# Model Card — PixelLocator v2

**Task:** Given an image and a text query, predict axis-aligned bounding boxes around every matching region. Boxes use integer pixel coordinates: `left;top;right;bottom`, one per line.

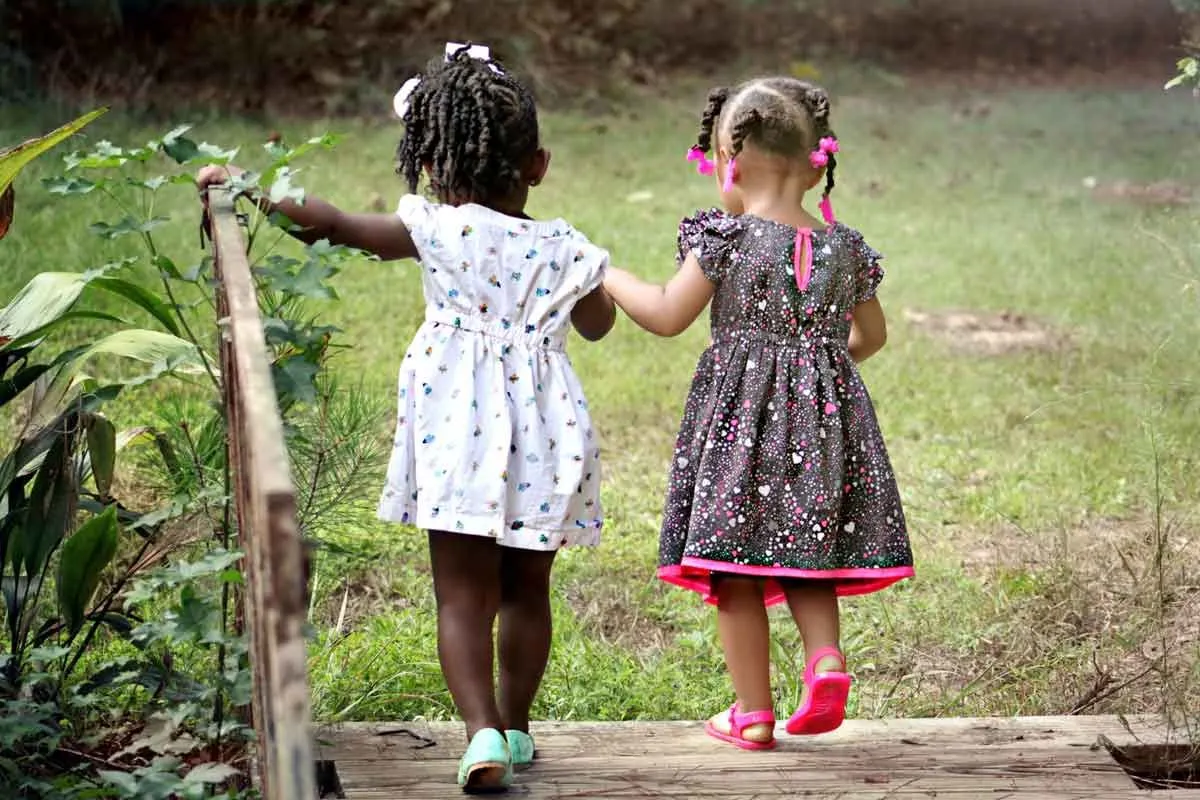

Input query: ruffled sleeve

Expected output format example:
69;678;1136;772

396;193;438;256
847;228;885;305
564;232;610;296
676;208;744;283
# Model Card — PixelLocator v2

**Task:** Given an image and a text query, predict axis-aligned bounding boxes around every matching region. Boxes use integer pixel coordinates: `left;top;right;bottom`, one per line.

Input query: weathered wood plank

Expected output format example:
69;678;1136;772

316;716;1168;799
209;189;316;800
314;715;1170;762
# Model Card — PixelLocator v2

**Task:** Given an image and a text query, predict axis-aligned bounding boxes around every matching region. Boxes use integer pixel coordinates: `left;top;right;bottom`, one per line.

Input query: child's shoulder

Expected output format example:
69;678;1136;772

397;194;593;244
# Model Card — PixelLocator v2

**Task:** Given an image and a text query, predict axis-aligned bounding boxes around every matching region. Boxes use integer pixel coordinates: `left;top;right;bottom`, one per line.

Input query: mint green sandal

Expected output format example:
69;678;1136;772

457;728;512;793
505;729;535;768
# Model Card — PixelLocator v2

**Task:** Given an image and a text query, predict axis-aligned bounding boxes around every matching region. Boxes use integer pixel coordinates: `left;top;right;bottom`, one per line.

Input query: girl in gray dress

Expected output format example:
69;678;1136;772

605;77;914;750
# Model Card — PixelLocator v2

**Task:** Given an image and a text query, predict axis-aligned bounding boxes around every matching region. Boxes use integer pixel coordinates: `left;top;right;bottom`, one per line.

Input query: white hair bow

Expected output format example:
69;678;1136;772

393;42;503;120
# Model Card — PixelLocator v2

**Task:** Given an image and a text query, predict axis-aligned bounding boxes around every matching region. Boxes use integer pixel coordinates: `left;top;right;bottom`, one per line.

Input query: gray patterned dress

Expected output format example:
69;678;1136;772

658;209;914;607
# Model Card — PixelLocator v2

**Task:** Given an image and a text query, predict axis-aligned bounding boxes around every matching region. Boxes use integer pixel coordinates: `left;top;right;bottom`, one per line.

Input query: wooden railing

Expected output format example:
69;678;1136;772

207;189;317;800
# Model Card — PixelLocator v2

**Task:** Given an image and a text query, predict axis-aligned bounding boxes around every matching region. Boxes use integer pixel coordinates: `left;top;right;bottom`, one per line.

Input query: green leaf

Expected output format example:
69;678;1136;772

86;414;117;497
42;175;103;195
57;505;120;636
0;108;108;199
184;762;241;785
273;355;319;405
22;432;76;578
89;275;183;337
98;769;139;796
51;329;206;392
162;133;200;165
89;215;170;240
0;272;90;347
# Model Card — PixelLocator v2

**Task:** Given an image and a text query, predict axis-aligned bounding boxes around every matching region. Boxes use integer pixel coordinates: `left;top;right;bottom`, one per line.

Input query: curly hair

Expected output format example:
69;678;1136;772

395;45;540;204
692;77;838;199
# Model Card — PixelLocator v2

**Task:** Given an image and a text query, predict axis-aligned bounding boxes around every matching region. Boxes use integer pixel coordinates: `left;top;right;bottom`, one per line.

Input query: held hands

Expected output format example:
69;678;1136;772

195;163;247;193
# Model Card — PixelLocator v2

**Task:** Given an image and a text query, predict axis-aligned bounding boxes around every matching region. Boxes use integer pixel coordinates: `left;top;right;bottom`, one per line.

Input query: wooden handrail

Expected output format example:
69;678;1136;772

207;189;316;800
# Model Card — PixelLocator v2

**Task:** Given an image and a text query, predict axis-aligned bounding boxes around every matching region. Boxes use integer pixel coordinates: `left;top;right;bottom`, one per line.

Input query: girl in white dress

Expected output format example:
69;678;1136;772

198;43;615;794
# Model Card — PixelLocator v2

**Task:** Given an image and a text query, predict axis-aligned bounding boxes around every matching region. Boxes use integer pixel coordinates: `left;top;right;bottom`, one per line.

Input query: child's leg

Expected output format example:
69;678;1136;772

781;580;843;672
709;575;773;742
428;531;505;739
497;546;557;734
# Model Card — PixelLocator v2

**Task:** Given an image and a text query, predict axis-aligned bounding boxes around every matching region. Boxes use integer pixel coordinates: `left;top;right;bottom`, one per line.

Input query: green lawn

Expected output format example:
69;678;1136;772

3;68;1199;725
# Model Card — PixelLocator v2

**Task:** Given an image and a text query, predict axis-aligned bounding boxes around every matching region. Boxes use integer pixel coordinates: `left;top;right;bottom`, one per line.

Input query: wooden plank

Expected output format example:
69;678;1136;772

315;715;1171;762
316;717;1167;799
209;189;316;800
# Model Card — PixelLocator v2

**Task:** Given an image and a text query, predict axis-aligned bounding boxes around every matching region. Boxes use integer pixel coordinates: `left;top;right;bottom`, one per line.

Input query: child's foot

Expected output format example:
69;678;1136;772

457;728;513;794
505;729;535;769
705;703;776;750
785;647;851;736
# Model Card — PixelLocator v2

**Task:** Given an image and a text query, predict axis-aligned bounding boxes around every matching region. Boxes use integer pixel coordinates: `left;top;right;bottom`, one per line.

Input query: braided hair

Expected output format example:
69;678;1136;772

395;46;540;205
691;77;838;199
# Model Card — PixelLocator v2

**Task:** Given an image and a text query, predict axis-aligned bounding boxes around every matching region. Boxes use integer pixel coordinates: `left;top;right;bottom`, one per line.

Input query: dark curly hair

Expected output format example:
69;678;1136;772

395;45;540;205
693;77;838;200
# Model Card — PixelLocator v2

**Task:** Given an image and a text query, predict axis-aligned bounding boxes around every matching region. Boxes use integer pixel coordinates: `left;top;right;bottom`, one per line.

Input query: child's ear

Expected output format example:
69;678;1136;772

528;148;551;186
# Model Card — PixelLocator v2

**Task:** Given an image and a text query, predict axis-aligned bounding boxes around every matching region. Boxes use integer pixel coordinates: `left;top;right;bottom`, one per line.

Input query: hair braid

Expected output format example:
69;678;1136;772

695;87;729;153
728;108;763;160
394;45;540;204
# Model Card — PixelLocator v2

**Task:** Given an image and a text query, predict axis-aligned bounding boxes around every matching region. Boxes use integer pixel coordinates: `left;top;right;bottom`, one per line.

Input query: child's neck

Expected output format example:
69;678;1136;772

741;193;824;230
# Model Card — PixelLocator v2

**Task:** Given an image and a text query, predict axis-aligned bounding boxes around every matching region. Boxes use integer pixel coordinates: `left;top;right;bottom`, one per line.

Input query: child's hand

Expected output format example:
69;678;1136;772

195;164;246;192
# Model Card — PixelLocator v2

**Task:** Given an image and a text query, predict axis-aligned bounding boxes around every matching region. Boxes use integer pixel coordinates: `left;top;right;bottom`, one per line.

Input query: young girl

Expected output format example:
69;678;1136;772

198;44;615;792
604;78;914;750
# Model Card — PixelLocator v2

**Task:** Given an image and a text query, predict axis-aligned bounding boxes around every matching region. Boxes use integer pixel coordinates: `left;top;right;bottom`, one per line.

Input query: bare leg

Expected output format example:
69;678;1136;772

709;576;774;743
497;546;557;734
782;580;845;697
428;531;505;739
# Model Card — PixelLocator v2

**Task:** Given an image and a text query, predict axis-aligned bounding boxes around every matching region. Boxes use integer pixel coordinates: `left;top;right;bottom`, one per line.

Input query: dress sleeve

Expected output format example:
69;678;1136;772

848;229;885;305
396;193;438;255
676;208;743;283
565;233;610;296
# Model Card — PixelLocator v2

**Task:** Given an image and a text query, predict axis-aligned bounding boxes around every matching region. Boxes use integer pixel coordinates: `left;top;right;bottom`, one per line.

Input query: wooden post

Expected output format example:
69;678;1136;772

208;189;317;800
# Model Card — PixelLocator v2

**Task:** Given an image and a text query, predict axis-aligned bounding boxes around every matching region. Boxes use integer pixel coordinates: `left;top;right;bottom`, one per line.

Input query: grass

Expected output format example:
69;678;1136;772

2;66;1199;727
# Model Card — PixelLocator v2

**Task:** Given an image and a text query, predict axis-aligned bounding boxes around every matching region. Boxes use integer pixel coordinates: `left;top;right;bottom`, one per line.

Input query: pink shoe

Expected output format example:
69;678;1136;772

705;703;777;751
785;647;851;736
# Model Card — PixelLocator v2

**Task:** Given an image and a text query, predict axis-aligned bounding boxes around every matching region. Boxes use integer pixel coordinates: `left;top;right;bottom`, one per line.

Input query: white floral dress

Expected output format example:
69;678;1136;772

376;195;608;550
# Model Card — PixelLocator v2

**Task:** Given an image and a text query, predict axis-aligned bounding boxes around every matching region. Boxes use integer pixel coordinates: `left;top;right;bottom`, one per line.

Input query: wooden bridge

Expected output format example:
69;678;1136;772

208;194;1193;799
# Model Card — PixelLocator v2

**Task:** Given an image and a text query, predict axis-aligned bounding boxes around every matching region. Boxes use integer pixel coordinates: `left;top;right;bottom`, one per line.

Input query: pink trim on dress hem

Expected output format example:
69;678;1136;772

658;559;914;606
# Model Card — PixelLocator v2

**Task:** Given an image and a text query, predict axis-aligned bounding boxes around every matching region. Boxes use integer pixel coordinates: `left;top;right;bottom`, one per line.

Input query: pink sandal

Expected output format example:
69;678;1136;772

705;703;777;751
785;647;851;736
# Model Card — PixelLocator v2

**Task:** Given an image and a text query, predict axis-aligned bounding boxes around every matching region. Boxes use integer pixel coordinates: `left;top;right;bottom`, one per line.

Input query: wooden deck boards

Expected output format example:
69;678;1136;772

316;715;1179;799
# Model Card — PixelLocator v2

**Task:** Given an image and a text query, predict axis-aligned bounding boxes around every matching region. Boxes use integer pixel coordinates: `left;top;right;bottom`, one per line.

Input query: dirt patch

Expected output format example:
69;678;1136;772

903;308;1067;356
1087;178;1196;207
925;515;1200;718
564;585;677;656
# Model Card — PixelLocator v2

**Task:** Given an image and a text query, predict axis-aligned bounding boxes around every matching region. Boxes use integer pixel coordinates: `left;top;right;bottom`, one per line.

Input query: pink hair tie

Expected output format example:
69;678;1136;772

818;194;836;225
808;136;839;169
686;146;715;176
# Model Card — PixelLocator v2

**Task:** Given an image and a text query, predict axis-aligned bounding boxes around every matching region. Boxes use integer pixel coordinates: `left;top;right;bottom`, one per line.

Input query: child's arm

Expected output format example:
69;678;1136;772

571;286;616;342
603;254;714;337
848;297;887;362
197;165;417;261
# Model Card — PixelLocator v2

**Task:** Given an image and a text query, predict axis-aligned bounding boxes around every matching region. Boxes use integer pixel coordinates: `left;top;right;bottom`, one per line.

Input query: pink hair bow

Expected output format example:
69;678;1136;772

686;146;716;177
808;136;839;168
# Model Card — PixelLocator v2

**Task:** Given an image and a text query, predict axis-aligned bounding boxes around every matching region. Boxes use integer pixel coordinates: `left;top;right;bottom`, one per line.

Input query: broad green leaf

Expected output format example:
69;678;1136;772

0;108;108;198
0;272;91;347
51;329;206;392
90;275;183;336
57;505;120;636
1;309;129;353
22;432;76;578
184;762;241;785
86;414;117;497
